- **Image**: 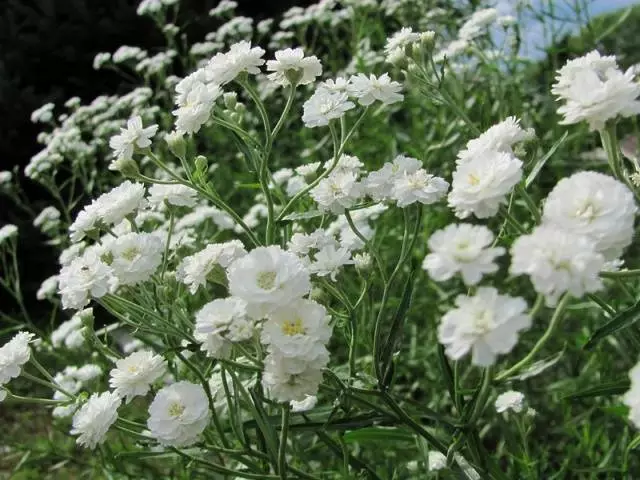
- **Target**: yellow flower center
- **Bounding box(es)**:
[468,173,480,186]
[256,271,277,290]
[168,402,185,417]
[122,247,140,262]
[574,201,598,222]
[281,318,306,336]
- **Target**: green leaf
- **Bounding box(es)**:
[583,300,640,350]
[279,210,324,222]
[525,131,568,188]
[342,427,415,444]
[565,379,630,399]
[380,266,416,387]
[508,348,565,381]
[627,433,640,451]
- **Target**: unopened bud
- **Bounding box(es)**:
[165,131,186,159]
[223,92,238,110]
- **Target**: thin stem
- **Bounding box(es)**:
[381,392,448,454]
[496,293,571,381]
[466,366,494,424]
[276,109,369,221]
[278,405,291,479]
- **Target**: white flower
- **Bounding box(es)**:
[69,181,147,242]
[0,224,18,245]
[287,229,338,257]
[71,391,120,449]
[0,170,12,185]
[296,162,321,178]
[353,252,372,271]
[177,240,247,294]
[302,90,355,128]
[318,77,351,93]
[148,183,198,208]
[438,287,530,366]
[390,169,449,207]
[228,246,311,318]
[30,102,54,123]
[147,381,211,447]
[363,155,422,201]
[0,331,34,385]
[51,310,90,349]
[266,48,322,86]
[290,395,318,412]
[108,233,163,286]
[58,249,117,310]
[33,206,61,231]
[541,171,637,260]
[109,351,167,403]
[109,116,158,161]
[194,297,253,358]
[261,299,332,359]
[448,151,522,219]
[384,27,421,60]
[37,275,59,300]
[347,73,403,106]
[510,226,605,306]
[422,224,505,285]
[0,388,6,402]
[552,51,640,130]
[112,45,145,63]
[173,76,222,134]
[458,8,498,40]
[75,364,103,382]
[262,354,326,402]
[457,117,535,165]
[310,245,353,281]
[495,390,525,413]
[206,41,265,85]
[624,361,640,428]
[428,451,447,471]
[310,170,363,214]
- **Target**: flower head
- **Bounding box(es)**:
[552,51,640,130]
[542,171,637,260]
[0,331,35,385]
[109,350,167,403]
[448,151,522,219]
[109,116,158,161]
[438,287,530,366]
[423,223,504,285]
[228,246,311,318]
[71,391,121,449]
[510,225,605,305]
[266,48,322,86]
[147,381,211,447]
[495,390,525,413]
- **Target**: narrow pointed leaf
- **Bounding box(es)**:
[584,300,640,350]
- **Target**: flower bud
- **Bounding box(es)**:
[165,131,186,160]
[223,92,238,110]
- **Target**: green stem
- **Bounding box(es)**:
[466,366,494,424]
[381,391,448,454]
[496,293,571,381]
[276,108,369,222]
